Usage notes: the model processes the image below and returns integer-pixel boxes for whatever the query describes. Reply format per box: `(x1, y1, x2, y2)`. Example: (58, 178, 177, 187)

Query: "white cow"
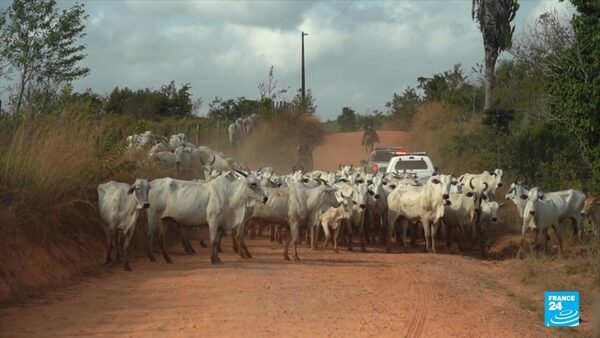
(146, 171, 268, 264)
(169, 133, 186, 149)
(244, 181, 340, 261)
(97, 179, 151, 271)
(228, 118, 244, 147)
(581, 196, 600, 237)
(506, 180, 586, 239)
(459, 169, 504, 197)
(314, 192, 354, 252)
(243, 113, 257, 135)
(442, 187, 488, 255)
(522, 187, 564, 253)
(386, 175, 455, 253)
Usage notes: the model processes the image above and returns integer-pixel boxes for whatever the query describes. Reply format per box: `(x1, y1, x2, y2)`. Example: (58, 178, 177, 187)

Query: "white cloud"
(70, 0, 561, 119)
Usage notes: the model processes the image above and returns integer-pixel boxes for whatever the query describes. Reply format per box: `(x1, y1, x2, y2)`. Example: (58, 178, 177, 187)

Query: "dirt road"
(313, 130, 410, 170)
(0, 237, 553, 338)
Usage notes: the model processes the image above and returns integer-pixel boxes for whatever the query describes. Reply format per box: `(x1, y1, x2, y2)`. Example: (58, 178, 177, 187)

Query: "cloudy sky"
(2, 0, 574, 120)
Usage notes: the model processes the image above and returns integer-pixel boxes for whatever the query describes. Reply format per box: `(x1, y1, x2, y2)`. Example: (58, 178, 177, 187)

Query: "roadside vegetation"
(0, 0, 597, 327)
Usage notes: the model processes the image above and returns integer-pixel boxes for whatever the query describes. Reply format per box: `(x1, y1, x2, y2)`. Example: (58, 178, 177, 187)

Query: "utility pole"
(301, 31, 308, 102)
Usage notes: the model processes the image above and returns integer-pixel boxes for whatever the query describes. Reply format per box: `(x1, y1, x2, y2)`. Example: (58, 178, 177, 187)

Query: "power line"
(311, 0, 354, 36)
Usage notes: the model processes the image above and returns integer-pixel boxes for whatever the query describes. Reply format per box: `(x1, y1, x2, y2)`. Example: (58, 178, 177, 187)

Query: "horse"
(362, 129, 379, 153)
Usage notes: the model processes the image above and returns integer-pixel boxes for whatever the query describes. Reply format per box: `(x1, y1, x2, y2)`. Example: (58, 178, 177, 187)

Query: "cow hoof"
(284, 255, 290, 261)
(361, 247, 367, 253)
(124, 264, 132, 272)
(148, 255, 157, 262)
(347, 247, 354, 252)
(294, 256, 300, 261)
(246, 252, 253, 259)
(164, 257, 173, 264)
(104, 261, 112, 268)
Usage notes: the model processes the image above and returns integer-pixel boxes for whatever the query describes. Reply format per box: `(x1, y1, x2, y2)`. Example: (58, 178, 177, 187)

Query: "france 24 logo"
(545, 291, 579, 327)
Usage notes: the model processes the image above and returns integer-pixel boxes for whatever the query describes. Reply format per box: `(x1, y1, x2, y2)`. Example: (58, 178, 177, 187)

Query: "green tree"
(386, 87, 421, 129)
(0, 0, 90, 116)
(546, 0, 600, 190)
(336, 106, 359, 131)
(472, 0, 520, 110)
(292, 88, 317, 115)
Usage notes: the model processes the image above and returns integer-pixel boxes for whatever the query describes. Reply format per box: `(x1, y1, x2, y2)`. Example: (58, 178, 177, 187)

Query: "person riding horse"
(362, 122, 380, 153)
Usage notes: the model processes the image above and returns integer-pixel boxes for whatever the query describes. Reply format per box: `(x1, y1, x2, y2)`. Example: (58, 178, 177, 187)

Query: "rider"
(362, 120, 380, 146)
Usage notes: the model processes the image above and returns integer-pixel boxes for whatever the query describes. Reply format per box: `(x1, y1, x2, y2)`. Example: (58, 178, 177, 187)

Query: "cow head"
(429, 174, 453, 203)
(491, 168, 504, 187)
(356, 183, 369, 209)
(235, 170, 269, 204)
(128, 179, 151, 209)
(581, 196, 599, 216)
(338, 191, 354, 217)
(524, 187, 544, 216)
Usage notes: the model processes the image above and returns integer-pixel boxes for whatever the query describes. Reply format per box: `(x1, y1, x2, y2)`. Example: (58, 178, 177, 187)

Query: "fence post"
(196, 123, 200, 146)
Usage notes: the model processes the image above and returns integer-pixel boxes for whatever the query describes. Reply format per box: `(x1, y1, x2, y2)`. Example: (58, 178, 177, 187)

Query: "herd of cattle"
(99, 134, 600, 271)
(126, 130, 240, 174)
(228, 113, 258, 147)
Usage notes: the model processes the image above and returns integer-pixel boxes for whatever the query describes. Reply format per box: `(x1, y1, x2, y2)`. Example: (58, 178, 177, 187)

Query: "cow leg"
(386, 211, 397, 253)
(269, 224, 275, 242)
(277, 225, 283, 244)
(231, 227, 240, 254)
(104, 226, 114, 266)
(209, 225, 221, 264)
(291, 222, 301, 261)
(430, 220, 439, 254)
(422, 220, 431, 253)
(346, 220, 354, 252)
(146, 228, 157, 262)
(552, 224, 563, 253)
(283, 225, 291, 261)
(217, 228, 224, 253)
(159, 222, 173, 264)
(445, 222, 453, 249)
(177, 226, 196, 255)
(479, 227, 487, 257)
(542, 229, 549, 254)
(115, 230, 123, 264)
(359, 215, 367, 253)
(333, 226, 341, 253)
(122, 228, 134, 271)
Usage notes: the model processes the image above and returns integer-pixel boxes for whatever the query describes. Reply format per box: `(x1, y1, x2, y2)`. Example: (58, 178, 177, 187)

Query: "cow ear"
(466, 192, 474, 197)
(389, 184, 397, 189)
(127, 185, 135, 195)
(368, 190, 374, 196)
(519, 194, 528, 200)
(431, 178, 441, 184)
(482, 194, 488, 200)
(539, 194, 544, 200)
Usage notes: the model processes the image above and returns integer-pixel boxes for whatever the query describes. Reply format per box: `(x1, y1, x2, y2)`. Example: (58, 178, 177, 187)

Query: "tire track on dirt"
(403, 265, 431, 338)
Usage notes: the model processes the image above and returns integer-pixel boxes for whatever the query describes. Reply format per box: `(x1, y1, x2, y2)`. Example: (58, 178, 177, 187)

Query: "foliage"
(482, 108, 514, 135)
(258, 65, 288, 101)
(291, 88, 317, 115)
(385, 87, 421, 129)
(336, 106, 359, 131)
(472, 0, 520, 110)
(105, 81, 194, 118)
(0, 0, 90, 116)
(544, 0, 600, 191)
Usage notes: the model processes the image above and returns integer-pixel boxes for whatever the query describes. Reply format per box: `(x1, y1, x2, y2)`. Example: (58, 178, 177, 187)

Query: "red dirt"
(1, 131, 593, 337)
(0, 238, 560, 338)
(313, 130, 411, 171)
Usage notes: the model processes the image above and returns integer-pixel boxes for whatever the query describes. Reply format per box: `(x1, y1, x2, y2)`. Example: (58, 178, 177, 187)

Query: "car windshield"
(372, 151, 395, 162)
(395, 159, 429, 170)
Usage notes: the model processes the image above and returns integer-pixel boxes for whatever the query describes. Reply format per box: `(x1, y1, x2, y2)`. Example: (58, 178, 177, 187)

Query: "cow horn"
(340, 191, 346, 198)
(209, 154, 216, 166)
(314, 179, 322, 186)
(257, 167, 263, 172)
(469, 177, 475, 190)
(234, 169, 248, 177)
(483, 182, 489, 192)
